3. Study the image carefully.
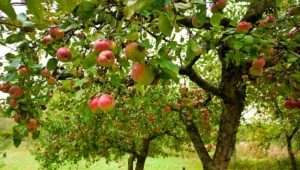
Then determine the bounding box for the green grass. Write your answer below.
[1,144,202,170]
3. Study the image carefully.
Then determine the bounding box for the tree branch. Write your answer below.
[179,56,222,98]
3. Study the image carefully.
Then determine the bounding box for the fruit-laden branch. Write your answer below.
[179,55,222,98]
[177,17,232,29]
[241,0,275,23]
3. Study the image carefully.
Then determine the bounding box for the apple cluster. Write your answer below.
[210,0,227,13]
[284,99,300,110]
[126,42,155,85]
[250,57,265,76]
[43,26,64,44]
[0,83,38,131]
[88,94,116,112]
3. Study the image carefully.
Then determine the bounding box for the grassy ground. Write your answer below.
[1,144,202,170]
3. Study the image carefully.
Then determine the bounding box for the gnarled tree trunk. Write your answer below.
[286,125,299,170]
[134,138,151,170]
[128,154,136,170]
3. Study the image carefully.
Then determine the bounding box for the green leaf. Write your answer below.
[75,89,85,100]
[83,53,96,69]
[159,13,173,37]
[47,58,58,70]
[157,58,179,82]
[32,131,40,140]
[26,0,45,21]
[210,13,222,27]
[5,33,25,44]
[125,32,139,41]
[243,35,254,45]
[0,0,16,19]
[56,0,84,13]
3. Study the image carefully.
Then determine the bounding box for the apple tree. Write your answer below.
[1,0,300,170]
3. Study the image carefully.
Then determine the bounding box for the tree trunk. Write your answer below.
[134,138,151,170]
[286,125,299,170]
[128,154,135,170]
[135,155,147,170]
[286,135,297,170]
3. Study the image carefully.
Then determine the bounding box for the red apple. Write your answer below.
[216,0,226,10]
[41,68,51,78]
[265,16,276,23]
[47,77,57,85]
[131,63,155,85]
[236,21,251,33]
[94,39,111,52]
[49,26,64,40]
[210,3,219,13]
[163,106,171,113]
[88,95,100,112]
[43,35,53,45]
[8,98,18,108]
[56,47,72,62]
[284,99,297,109]
[97,94,116,112]
[97,50,115,67]
[0,83,11,93]
[9,86,24,98]
[249,67,263,76]
[26,118,38,131]
[252,57,265,68]
[125,42,147,62]
[18,66,30,76]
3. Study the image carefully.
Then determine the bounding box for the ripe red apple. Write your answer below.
[216,0,226,10]
[18,66,30,76]
[131,63,155,85]
[295,101,300,109]
[49,26,64,40]
[8,98,18,108]
[284,99,297,109]
[210,3,219,13]
[41,68,51,78]
[125,42,147,62]
[43,35,53,44]
[9,86,24,98]
[97,94,116,112]
[47,77,57,85]
[56,47,72,62]
[26,118,38,131]
[249,67,263,76]
[108,40,116,50]
[236,21,251,33]
[163,106,171,113]
[97,50,115,67]
[94,39,111,53]
[265,16,276,23]
[0,83,11,93]
[252,57,265,68]
[88,95,100,112]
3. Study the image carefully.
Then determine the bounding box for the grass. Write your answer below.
[1,144,202,170]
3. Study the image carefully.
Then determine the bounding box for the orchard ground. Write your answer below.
[1,118,299,170]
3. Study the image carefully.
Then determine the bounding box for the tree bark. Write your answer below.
[128,154,135,170]
[135,155,147,170]
[286,125,299,170]
[134,138,151,170]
